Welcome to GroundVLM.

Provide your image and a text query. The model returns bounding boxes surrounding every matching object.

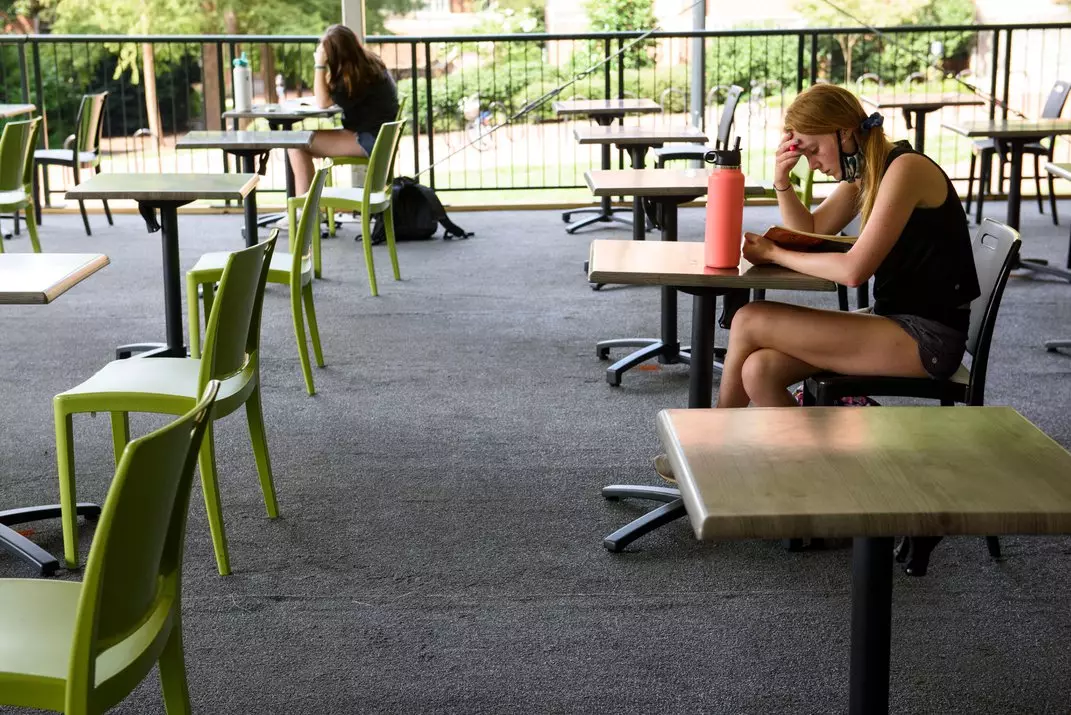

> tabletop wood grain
[552,98,662,116]
[588,239,836,291]
[0,103,36,119]
[574,125,708,145]
[942,118,1071,139]
[860,93,985,111]
[0,253,109,304]
[585,169,768,197]
[176,130,314,150]
[65,173,259,202]
[657,406,1071,540]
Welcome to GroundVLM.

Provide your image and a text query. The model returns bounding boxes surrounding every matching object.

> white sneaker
[273,210,300,231]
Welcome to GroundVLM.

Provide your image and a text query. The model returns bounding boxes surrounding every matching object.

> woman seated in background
[288,24,399,198]
[719,82,979,409]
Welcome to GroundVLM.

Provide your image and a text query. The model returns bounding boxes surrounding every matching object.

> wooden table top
[658,406,1071,541]
[0,253,109,304]
[586,169,768,197]
[176,130,314,151]
[0,103,36,119]
[66,173,259,202]
[942,118,1071,139]
[574,125,707,145]
[860,93,984,111]
[588,239,836,291]
[552,98,662,116]
[222,103,341,121]
[1044,162,1071,181]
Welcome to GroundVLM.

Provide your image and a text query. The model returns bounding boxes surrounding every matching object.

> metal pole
[690,1,705,131]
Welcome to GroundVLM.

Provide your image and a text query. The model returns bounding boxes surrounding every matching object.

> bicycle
[461,96,510,152]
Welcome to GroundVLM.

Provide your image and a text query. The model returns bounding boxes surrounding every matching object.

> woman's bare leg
[288,148,315,196]
[717,301,929,408]
[289,129,368,196]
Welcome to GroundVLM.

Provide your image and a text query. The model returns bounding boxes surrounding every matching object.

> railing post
[809,32,819,86]
[411,40,420,179]
[424,40,435,189]
[796,32,806,94]
[31,41,47,149]
[988,28,1000,121]
[17,41,30,103]
[603,37,611,100]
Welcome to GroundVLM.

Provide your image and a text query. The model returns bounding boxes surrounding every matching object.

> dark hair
[321,24,388,97]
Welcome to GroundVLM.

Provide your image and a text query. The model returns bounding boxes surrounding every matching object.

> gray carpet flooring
[2,200,1071,714]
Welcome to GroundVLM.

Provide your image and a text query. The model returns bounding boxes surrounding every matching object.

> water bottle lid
[704,136,742,168]
[233,52,249,68]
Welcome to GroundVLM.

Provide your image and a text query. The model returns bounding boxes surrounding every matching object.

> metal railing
[2,23,1071,203]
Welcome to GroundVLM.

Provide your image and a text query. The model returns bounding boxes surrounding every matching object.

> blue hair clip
[861,112,884,131]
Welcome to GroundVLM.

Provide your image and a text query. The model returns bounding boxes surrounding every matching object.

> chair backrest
[395,94,409,122]
[76,92,108,155]
[0,117,39,193]
[197,234,276,386]
[364,120,405,200]
[965,218,1021,405]
[1041,80,1071,119]
[715,85,744,145]
[791,163,814,206]
[67,380,219,708]
[292,168,328,271]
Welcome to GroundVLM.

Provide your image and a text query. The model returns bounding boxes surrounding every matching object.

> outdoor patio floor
[2,200,1070,713]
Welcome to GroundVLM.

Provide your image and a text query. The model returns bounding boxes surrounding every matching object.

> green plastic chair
[0,117,43,253]
[54,235,278,577]
[189,169,327,396]
[288,120,405,294]
[0,380,219,714]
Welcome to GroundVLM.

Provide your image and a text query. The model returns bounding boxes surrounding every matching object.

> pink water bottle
[704,138,745,268]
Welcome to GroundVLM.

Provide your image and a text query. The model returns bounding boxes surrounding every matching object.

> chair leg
[965,152,976,215]
[33,163,42,224]
[110,411,129,467]
[97,165,113,225]
[303,282,325,368]
[54,408,80,568]
[976,152,990,225]
[1034,154,1044,215]
[245,385,279,519]
[290,282,316,396]
[1049,173,1059,226]
[187,274,205,359]
[13,209,19,235]
[327,206,336,238]
[196,423,231,576]
[855,280,869,309]
[383,206,401,281]
[837,284,849,311]
[158,613,192,714]
[40,163,51,209]
[314,210,323,279]
[25,207,41,253]
[77,199,92,236]
[360,211,379,296]
[986,535,1002,559]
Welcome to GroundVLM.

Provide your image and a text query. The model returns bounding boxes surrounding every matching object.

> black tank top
[871,142,980,333]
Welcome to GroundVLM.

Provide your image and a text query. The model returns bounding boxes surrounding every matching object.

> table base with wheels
[1,503,100,576]
[601,287,743,551]
[564,113,634,236]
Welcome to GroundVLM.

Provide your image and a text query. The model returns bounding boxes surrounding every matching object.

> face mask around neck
[837,132,863,183]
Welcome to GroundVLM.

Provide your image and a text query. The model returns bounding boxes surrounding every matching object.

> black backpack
[367,177,473,244]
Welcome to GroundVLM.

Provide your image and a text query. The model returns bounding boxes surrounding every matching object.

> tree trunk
[142,43,164,164]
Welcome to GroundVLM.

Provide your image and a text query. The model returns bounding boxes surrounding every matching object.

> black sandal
[895,536,943,577]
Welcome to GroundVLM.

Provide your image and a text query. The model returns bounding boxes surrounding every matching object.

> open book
[763,225,857,252]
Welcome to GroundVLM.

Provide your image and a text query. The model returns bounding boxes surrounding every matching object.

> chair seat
[33,149,99,166]
[191,249,311,284]
[649,144,708,160]
[0,189,30,208]
[808,362,969,402]
[971,138,997,154]
[57,356,251,417]
[319,186,389,212]
[0,579,140,708]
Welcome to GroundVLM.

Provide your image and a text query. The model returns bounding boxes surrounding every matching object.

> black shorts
[885,313,968,380]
